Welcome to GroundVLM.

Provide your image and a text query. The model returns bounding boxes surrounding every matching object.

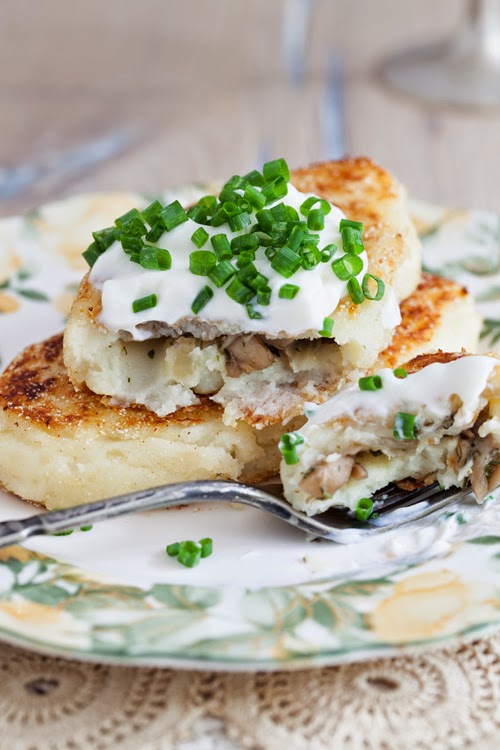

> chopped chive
[340,218,364,232]
[160,200,188,231]
[359,375,383,391]
[191,285,214,314]
[140,246,172,271]
[166,542,180,557]
[355,497,373,522]
[262,176,288,204]
[236,263,258,284]
[270,202,289,222]
[321,244,337,262]
[341,225,364,255]
[301,244,321,270]
[243,169,265,187]
[231,233,259,252]
[279,432,304,465]
[141,200,163,227]
[270,222,290,246]
[177,540,202,568]
[80,524,93,532]
[209,260,236,288]
[52,529,74,537]
[226,278,255,304]
[280,447,299,465]
[280,432,305,447]
[199,537,213,558]
[248,272,269,291]
[228,211,251,232]
[198,195,217,212]
[393,412,419,440]
[318,317,334,337]
[299,196,332,217]
[393,368,408,379]
[121,235,143,253]
[92,226,116,252]
[285,205,299,222]
[279,284,300,299]
[191,227,209,249]
[246,304,263,320]
[263,157,290,183]
[307,209,325,231]
[287,225,305,252]
[145,222,165,243]
[347,277,365,305]
[362,273,385,301]
[132,294,157,313]
[271,246,302,278]
[211,233,232,261]
[82,242,102,268]
[255,208,274,232]
[189,250,217,276]
[244,184,266,210]
[115,208,147,237]
[187,205,209,224]
[331,254,363,280]
[257,286,272,306]
[236,251,256,269]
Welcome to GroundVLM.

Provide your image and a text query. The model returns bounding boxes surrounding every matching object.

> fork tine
[373,481,445,513]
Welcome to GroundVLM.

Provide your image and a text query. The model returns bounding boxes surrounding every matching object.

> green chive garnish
[299,196,332,217]
[262,176,288,204]
[393,412,419,440]
[347,277,365,305]
[139,246,172,271]
[362,274,385,301]
[321,244,337,262]
[257,286,272,306]
[191,227,209,249]
[359,375,383,391]
[263,157,290,183]
[160,200,188,231]
[189,250,217,276]
[231,233,259,252]
[141,200,163,227]
[166,542,180,557]
[271,246,302,278]
[82,242,102,268]
[228,212,251,232]
[301,245,321,270]
[279,284,300,299]
[132,294,157,313]
[393,368,407,378]
[177,540,202,568]
[355,497,373,522]
[307,209,325,231]
[191,285,214,314]
[341,225,364,255]
[331,254,363,280]
[80,524,93,532]
[211,233,232,260]
[244,184,266,210]
[340,218,364,232]
[279,432,304,465]
[318,317,334,337]
[52,529,74,537]
[145,222,165,243]
[243,169,265,187]
[247,304,263,320]
[115,208,146,236]
[209,261,236,288]
[92,227,116,252]
[226,278,255,304]
[199,538,213,558]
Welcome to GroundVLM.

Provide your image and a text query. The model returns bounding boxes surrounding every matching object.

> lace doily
[1,636,499,750]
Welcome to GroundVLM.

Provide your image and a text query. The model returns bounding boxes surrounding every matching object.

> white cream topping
[308,356,498,429]
[89,184,381,341]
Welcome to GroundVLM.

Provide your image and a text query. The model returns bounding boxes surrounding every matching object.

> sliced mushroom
[300,455,355,498]
[470,437,499,500]
[223,335,276,378]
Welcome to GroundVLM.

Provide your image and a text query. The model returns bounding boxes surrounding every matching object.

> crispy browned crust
[376,273,469,369]
[402,349,500,375]
[0,334,222,434]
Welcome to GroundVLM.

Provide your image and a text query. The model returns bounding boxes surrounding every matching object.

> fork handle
[0,481,275,549]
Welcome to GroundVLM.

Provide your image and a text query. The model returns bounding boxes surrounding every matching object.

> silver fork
[0,480,472,547]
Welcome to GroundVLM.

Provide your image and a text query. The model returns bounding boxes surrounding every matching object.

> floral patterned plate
[1,190,500,671]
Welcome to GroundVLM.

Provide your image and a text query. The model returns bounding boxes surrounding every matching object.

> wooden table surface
[0,0,499,216]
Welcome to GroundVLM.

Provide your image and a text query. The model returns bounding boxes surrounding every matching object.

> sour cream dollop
[90,183,372,341]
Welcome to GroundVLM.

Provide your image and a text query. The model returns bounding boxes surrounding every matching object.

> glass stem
[464,0,500,63]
